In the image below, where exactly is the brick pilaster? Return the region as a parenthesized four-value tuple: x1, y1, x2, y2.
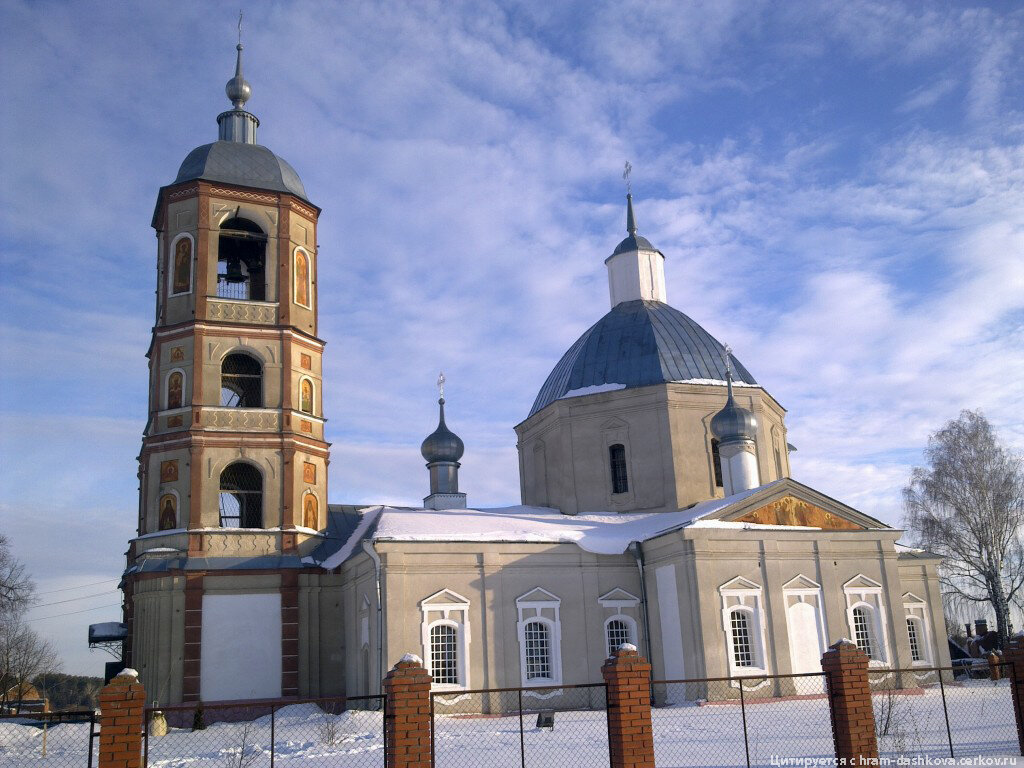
(182, 573, 203, 701)
(383, 655, 432, 768)
(1002, 636, 1024, 754)
(98, 669, 145, 768)
(821, 639, 878, 764)
(602, 645, 655, 768)
(281, 571, 300, 696)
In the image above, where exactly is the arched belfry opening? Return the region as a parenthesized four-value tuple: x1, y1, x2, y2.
(217, 217, 267, 300)
(221, 352, 262, 407)
(219, 462, 263, 528)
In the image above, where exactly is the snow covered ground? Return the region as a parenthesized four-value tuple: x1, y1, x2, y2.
(0, 679, 1016, 767)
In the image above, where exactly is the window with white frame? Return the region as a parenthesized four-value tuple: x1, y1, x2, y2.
(419, 589, 471, 690)
(605, 618, 635, 657)
(598, 588, 640, 658)
(516, 588, 562, 687)
(903, 593, 932, 665)
(843, 574, 890, 665)
(719, 577, 767, 676)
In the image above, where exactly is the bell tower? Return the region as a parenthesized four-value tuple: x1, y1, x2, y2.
(138, 42, 328, 557)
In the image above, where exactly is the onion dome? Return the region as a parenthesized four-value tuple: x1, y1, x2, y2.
(171, 41, 309, 201)
(710, 366, 758, 445)
(421, 398, 465, 464)
(529, 300, 757, 417)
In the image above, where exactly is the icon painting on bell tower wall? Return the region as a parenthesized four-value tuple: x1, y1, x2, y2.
(136, 40, 330, 556)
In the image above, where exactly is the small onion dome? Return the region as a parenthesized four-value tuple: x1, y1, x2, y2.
(421, 398, 465, 463)
(711, 377, 758, 445)
(225, 43, 252, 108)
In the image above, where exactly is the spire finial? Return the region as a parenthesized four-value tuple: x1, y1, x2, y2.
(437, 371, 446, 402)
(623, 162, 637, 235)
(225, 14, 252, 110)
(722, 344, 734, 400)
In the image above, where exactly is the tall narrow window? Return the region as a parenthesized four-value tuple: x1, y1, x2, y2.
(906, 618, 923, 662)
(730, 611, 754, 667)
(711, 439, 723, 488)
(219, 462, 262, 528)
(523, 620, 552, 680)
(217, 218, 267, 301)
(852, 606, 875, 660)
(221, 353, 262, 407)
(609, 444, 628, 494)
(605, 619, 633, 657)
(775, 446, 783, 479)
(429, 624, 459, 686)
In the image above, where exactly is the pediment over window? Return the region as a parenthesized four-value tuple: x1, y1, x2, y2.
(598, 588, 640, 607)
(733, 494, 864, 530)
(843, 574, 882, 591)
(902, 592, 926, 605)
(719, 576, 761, 593)
(601, 417, 628, 431)
(517, 587, 560, 605)
(421, 589, 470, 608)
(782, 574, 821, 592)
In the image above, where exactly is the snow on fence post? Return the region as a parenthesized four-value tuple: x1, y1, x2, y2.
(383, 653, 433, 768)
(1003, 634, 1024, 755)
(602, 643, 655, 768)
(821, 639, 878, 765)
(98, 668, 146, 768)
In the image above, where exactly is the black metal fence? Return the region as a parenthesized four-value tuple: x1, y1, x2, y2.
(430, 682, 609, 768)
(651, 672, 833, 768)
(0, 709, 96, 767)
(869, 662, 1017, 759)
(142, 695, 384, 767)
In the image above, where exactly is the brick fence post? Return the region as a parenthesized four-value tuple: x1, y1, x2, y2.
(383, 653, 433, 768)
(602, 643, 655, 768)
(98, 668, 146, 768)
(821, 639, 878, 765)
(1003, 635, 1024, 755)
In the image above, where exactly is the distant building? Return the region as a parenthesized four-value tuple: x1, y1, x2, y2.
(2, 683, 48, 714)
(102, 43, 949, 706)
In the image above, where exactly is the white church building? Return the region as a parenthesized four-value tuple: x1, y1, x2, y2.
(104, 44, 949, 706)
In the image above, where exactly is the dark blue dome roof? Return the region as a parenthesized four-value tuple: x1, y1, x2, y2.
(528, 300, 757, 417)
(175, 141, 308, 201)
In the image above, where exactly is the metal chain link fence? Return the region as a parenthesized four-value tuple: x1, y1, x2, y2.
(0, 710, 97, 767)
(431, 683, 609, 768)
(143, 695, 384, 767)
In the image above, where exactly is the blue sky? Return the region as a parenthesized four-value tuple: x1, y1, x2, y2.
(2, 0, 1022, 674)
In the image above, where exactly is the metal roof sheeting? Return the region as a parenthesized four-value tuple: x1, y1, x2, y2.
(529, 299, 757, 416)
(175, 141, 308, 200)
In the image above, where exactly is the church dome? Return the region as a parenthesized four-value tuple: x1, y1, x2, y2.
(528, 299, 757, 417)
(710, 392, 758, 444)
(421, 398, 465, 464)
(174, 141, 308, 200)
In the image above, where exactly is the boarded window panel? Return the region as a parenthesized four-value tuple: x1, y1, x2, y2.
(200, 594, 282, 701)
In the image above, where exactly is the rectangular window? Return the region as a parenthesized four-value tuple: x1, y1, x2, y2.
(524, 621, 552, 680)
(907, 618, 922, 662)
(731, 611, 754, 667)
(609, 444, 628, 494)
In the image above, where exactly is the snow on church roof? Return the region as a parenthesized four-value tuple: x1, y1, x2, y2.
(317, 481, 787, 569)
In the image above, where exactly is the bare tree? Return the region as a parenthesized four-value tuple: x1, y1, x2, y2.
(903, 410, 1024, 645)
(0, 535, 33, 619)
(0, 614, 58, 712)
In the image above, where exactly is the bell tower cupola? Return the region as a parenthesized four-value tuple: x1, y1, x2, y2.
(604, 169, 667, 308)
(421, 372, 467, 510)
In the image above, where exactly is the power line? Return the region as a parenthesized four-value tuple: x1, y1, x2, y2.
(36, 578, 118, 595)
(34, 590, 120, 609)
(27, 603, 122, 622)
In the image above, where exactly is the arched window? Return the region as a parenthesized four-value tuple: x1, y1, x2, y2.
(730, 610, 755, 667)
(219, 462, 262, 528)
(523, 620, 553, 680)
(221, 353, 262, 407)
(605, 617, 635, 657)
(906, 617, 923, 662)
(609, 444, 628, 494)
(299, 377, 314, 415)
(852, 606, 876, 660)
(217, 218, 267, 301)
(711, 438, 724, 488)
(429, 623, 459, 686)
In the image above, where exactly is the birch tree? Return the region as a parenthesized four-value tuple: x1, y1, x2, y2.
(903, 410, 1024, 645)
